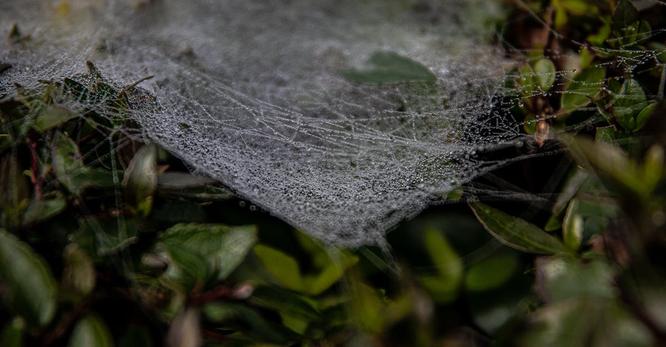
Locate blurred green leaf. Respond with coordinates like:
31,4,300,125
119,326,153,347
68,314,113,347
250,286,320,321
464,252,519,292
0,154,30,228
612,0,639,31
418,228,462,302
560,66,606,114
634,102,657,132
469,203,570,254
22,195,66,226
0,318,24,347
123,144,157,216
349,281,385,333
563,136,649,196
519,299,652,347
643,145,664,193
203,303,291,343
536,257,615,302
61,243,96,298
562,200,583,251
0,229,57,327
254,244,303,291
342,52,436,84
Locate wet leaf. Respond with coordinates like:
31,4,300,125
533,58,556,91
611,79,648,132
0,229,57,327
469,203,570,254
560,66,606,114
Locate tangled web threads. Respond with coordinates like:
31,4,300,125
1,0,524,246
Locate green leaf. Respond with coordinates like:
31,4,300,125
562,136,648,196
464,252,519,292
418,228,462,301
22,195,67,225
634,102,657,132
562,200,583,251
61,244,96,298
68,314,113,347
160,224,257,282
469,203,570,254
611,79,648,132
560,66,606,114
520,299,652,347
536,257,615,302
533,58,556,91
612,0,639,31
52,132,114,195
0,229,57,327
119,326,153,347
302,252,357,295
163,246,210,290
342,52,436,84
0,318,24,347
518,64,539,96
254,244,303,291
123,144,158,216
33,105,78,133
643,145,664,193
249,286,320,322
0,154,30,228
203,303,291,343
348,281,385,333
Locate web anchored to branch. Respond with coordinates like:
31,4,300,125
3,0,660,246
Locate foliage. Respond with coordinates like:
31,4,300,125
1,0,665,346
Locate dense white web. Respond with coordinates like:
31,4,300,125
1,0,523,246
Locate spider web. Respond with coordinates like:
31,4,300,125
3,0,659,246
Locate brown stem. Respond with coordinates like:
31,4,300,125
26,136,43,200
